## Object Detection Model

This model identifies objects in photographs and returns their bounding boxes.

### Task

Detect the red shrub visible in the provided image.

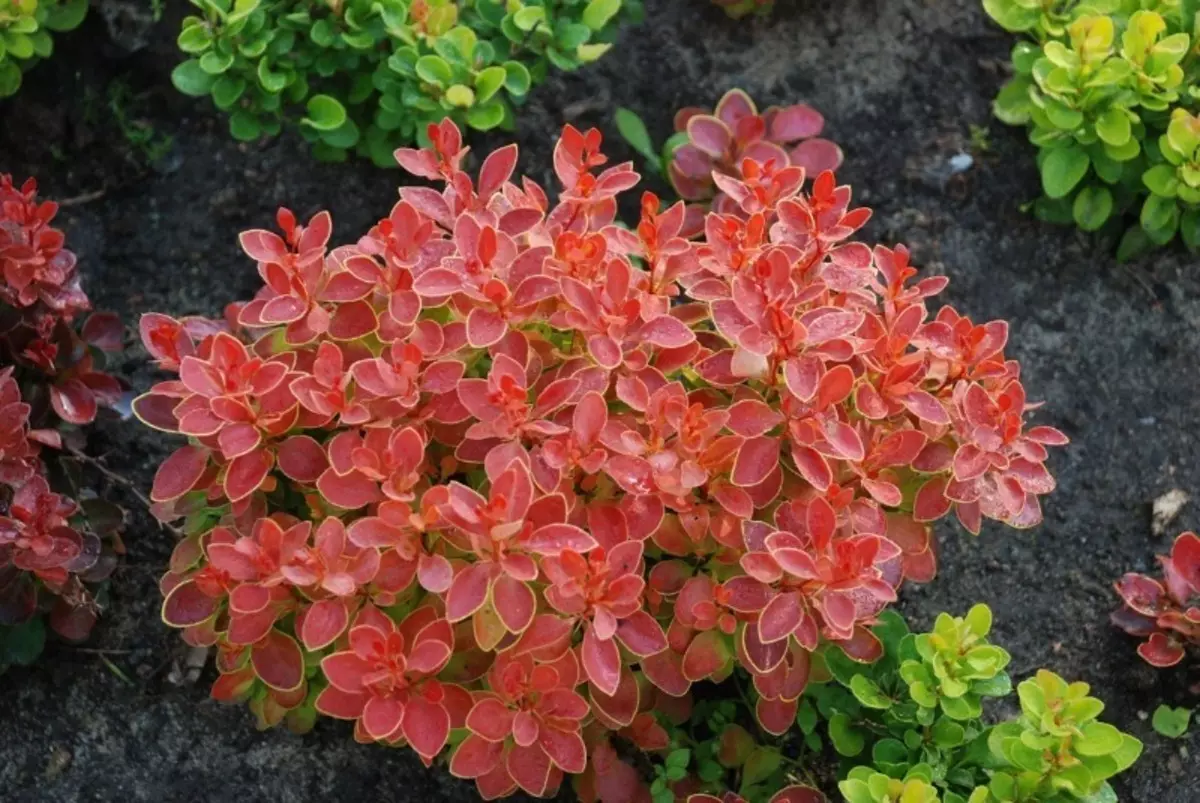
[142,119,1064,798]
[1113,531,1200,667]
[0,175,124,650]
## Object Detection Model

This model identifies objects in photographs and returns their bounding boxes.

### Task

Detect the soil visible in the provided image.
[1,0,1199,801]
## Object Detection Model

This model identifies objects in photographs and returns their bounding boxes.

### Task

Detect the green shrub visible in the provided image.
[984,0,1200,258]
[817,606,1141,802]
[172,0,641,164]
[0,0,88,97]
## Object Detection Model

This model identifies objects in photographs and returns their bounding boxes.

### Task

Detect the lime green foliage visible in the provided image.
[172,0,641,164]
[984,0,1200,256]
[840,767,942,803]
[899,604,1013,722]
[809,606,1139,803]
[984,670,1142,801]
[0,0,87,97]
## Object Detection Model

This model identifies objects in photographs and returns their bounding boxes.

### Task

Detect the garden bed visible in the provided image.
[1,0,1198,800]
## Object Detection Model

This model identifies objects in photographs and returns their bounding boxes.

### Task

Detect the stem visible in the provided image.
[64,446,183,537]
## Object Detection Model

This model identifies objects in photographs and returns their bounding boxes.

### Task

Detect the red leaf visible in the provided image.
[51,380,97,425]
[224,450,272,502]
[277,435,328,483]
[402,694,451,759]
[161,580,217,627]
[151,445,209,502]
[732,436,779,487]
[682,630,730,681]
[581,626,622,696]
[300,598,350,651]
[252,629,305,691]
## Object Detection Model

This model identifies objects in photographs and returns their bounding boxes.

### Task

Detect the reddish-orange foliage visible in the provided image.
[1113,531,1200,668]
[143,119,1064,800]
[0,175,124,641]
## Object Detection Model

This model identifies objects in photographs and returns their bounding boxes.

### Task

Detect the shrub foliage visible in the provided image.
[0,175,125,670]
[140,118,1066,797]
[172,0,641,164]
[0,0,88,97]
[984,0,1200,256]
[1113,530,1200,668]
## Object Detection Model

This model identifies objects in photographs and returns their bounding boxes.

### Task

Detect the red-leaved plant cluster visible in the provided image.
[0,175,125,645]
[668,89,844,218]
[1113,531,1200,668]
[141,117,1065,801]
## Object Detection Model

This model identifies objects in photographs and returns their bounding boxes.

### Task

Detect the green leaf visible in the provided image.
[665,748,690,769]
[1094,108,1130,147]
[302,94,347,131]
[1072,185,1113,232]
[1116,225,1153,262]
[741,746,781,787]
[257,59,288,93]
[1151,705,1191,739]
[503,61,532,95]
[614,107,660,170]
[513,6,547,31]
[1140,194,1179,239]
[416,55,452,87]
[229,111,262,142]
[828,712,865,757]
[1181,208,1200,252]
[849,674,893,709]
[796,698,819,734]
[199,50,234,75]
[211,75,248,109]
[932,716,967,747]
[474,65,507,103]
[171,59,216,97]
[466,100,506,131]
[0,617,45,666]
[43,0,88,32]
[320,118,361,149]
[1143,164,1179,197]
[1041,146,1090,198]
[445,84,476,108]
[582,0,621,30]
[177,24,214,54]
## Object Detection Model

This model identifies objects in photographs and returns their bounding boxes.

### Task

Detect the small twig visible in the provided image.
[64,446,183,537]
[98,653,136,686]
[57,188,107,207]
[1119,262,1157,303]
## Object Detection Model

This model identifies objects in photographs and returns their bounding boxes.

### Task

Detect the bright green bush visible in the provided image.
[984,0,1200,257]
[171,0,641,164]
[0,0,88,97]
[815,606,1141,803]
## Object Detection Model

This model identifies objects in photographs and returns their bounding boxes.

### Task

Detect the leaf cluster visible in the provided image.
[813,607,1141,803]
[0,0,87,97]
[984,0,1200,257]
[0,175,127,671]
[171,0,641,164]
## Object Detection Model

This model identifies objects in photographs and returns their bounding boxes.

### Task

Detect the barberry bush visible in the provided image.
[140,115,1065,798]
[0,0,87,98]
[1113,530,1200,668]
[983,0,1200,257]
[644,607,1139,803]
[0,175,125,671]
[171,0,642,165]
